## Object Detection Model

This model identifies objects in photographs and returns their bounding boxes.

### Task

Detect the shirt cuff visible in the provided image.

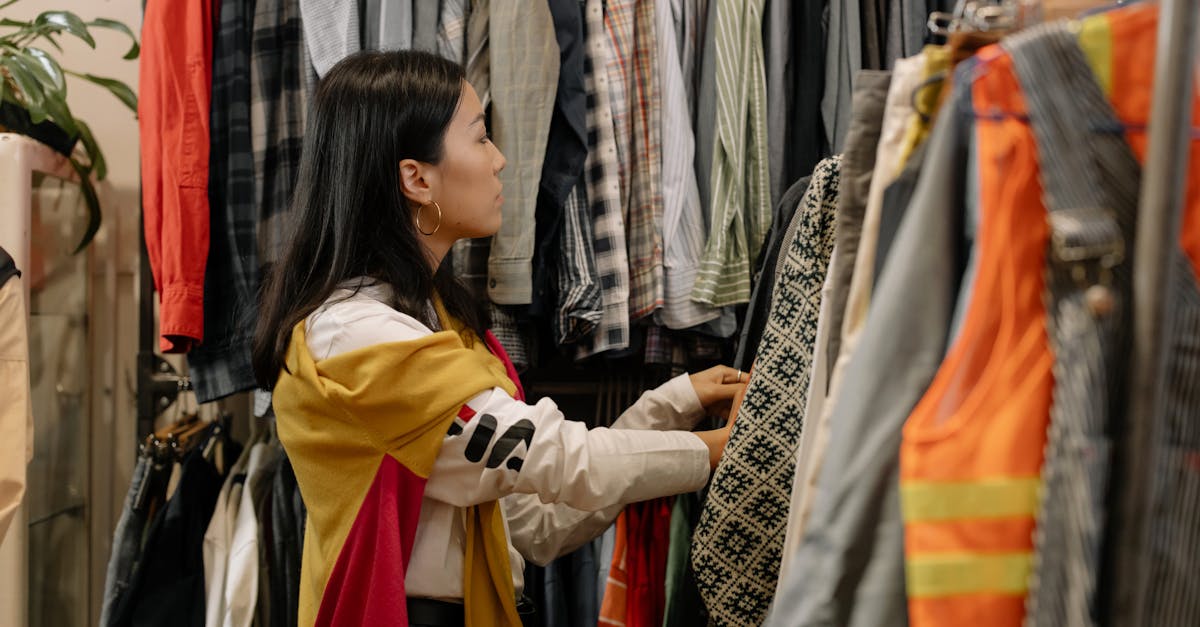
[657,373,706,427]
[159,281,205,353]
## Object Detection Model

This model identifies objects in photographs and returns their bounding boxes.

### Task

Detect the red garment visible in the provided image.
[139,0,213,352]
[626,498,673,627]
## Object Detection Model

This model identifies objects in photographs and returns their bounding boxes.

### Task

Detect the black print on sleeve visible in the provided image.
[461,414,536,471]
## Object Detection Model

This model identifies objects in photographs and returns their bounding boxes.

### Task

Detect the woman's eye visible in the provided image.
[480,134,491,144]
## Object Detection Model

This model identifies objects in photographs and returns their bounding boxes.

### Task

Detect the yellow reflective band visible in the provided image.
[900,477,1041,522]
[906,552,1033,598]
[1078,13,1114,97]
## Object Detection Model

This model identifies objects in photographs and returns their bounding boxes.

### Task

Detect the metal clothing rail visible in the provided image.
[1107,0,1199,624]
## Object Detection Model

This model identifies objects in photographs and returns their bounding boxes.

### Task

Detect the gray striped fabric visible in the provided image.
[1005,23,1138,627]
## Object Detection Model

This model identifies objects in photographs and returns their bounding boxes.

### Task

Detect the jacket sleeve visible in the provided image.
[139,0,212,352]
[500,374,709,565]
[421,375,710,513]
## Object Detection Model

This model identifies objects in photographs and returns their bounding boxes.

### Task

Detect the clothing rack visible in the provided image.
[1108,0,1199,623]
[135,212,191,441]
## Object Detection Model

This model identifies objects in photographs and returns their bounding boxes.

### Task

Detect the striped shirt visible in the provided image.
[690,0,771,307]
[656,0,719,330]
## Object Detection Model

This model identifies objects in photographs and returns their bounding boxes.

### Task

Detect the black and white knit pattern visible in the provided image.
[691,155,842,626]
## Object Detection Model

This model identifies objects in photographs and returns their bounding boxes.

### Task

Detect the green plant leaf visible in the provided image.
[74,118,105,180]
[87,18,139,60]
[1,55,47,122]
[68,156,101,254]
[76,72,136,112]
[21,47,65,93]
[37,85,78,136]
[0,18,32,28]
[36,11,94,48]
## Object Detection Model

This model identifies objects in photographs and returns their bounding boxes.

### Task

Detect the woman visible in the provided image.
[254,50,746,627]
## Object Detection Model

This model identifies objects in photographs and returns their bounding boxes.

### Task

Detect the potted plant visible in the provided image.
[0,0,139,252]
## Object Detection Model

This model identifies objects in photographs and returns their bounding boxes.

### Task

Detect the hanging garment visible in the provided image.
[873,138,930,290]
[464,0,489,106]
[269,453,305,627]
[436,0,468,64]
[821,71,891,382]
[100,456,154,627]
[605,0,672,253]
[787,0,831,182]
[250,0,307,268]
[626,498,673,627]
[139,0,214,353]
[691,0,772,307]
[763,0,791,206]
[410,0,439,51]
[663,491,707,627]
[532,0,591,325]
[486,1,560,305]
[110,429,242,627]
[189,0,260,403]
[693,0,718,225]
[896,45,951,168]
[775,58,921,585]
[692,154,842,627]
[598,513,629,626]
[821,0,864,153]
[1088,5,1200,625]
[252,438,282,627]
[298,0,359,77]
[540,540,599,627]
[0,247,30,548]
[657,0,721,331]
[1004,22,1137,627]
[553,180,603,345]
[577,0,633,358]
[900,46,1054,627]
[361,0,411,52]
[205,441,256,627]
[765,62,976,627]
[733,175,812,370]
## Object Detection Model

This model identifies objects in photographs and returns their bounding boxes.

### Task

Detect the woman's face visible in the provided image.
[423,81,507,241]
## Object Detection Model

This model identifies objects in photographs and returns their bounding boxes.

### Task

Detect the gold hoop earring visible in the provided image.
[415,201,442,236]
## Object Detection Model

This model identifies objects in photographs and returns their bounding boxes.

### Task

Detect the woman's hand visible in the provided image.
[690,364,751,469]
[689,365,750,420]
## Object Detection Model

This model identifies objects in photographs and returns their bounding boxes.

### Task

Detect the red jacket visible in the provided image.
[139,0,213,352]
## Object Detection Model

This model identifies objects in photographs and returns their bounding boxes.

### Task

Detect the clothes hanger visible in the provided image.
[960,1,1200,136]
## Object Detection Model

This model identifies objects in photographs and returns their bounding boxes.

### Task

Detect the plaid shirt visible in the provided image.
[437,0,467,64]
[251,0,307,267]
[605,0,664,320]
[691,0,772,307]
[577,0,631,359]
[188,0,259,402]
[554,178,603,345]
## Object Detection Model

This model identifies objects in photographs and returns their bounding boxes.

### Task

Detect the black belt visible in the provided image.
[406,596,537,626]
[407,598,464,627]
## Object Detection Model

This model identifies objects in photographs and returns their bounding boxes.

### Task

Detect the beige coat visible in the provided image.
[0,275,32,543]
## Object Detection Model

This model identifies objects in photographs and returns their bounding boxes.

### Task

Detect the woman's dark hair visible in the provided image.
[253,49,488,388]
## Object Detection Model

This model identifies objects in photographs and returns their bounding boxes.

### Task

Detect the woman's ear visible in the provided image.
[399,158,437,206]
